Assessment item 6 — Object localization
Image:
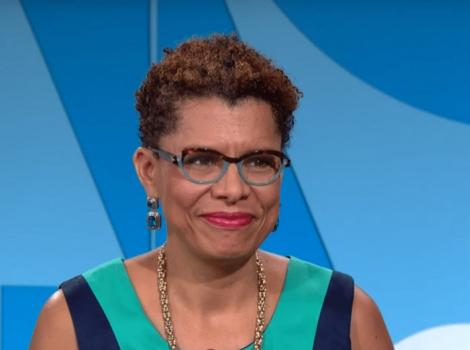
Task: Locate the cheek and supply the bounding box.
[159,178,207,225]
[256,185,281,217]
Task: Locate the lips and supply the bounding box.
[201,212,254,229]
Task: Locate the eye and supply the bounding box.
[245,155,278,170]
[184,152,220,167]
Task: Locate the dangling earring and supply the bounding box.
[147,197,161,232]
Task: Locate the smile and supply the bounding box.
[201,212,254,229]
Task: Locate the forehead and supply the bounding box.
[160,96,281,153]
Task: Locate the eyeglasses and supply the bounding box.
[149,147,290,186]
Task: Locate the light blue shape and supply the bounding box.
[226,0,470,342]
[0,0,122,286]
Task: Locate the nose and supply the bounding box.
[210,163,251,204]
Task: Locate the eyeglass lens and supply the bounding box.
[182,150,283,185]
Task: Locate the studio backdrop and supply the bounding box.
[1,0,469,349]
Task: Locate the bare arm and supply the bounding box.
[29,290,78,350]
[350,286,394,350]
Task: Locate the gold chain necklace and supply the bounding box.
[157,246,267,350]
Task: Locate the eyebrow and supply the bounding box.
[181,145,218,152]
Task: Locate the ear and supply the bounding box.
[133,147,159,198]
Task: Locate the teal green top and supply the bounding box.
[82,257,333,350]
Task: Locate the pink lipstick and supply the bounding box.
[201,212,253,229]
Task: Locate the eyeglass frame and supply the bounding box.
[148,146,291,186]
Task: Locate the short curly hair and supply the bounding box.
[136,34,302,149]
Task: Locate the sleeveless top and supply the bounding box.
[60,257,354,350]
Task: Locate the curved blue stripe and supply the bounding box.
[20,0,150,258]
[0,0,122,287]
[275,0,470,125]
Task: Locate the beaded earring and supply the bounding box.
[147,197,161,233]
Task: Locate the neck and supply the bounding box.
[162,240,259,315]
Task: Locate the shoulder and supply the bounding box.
[30,289,78,350]
[350,286,394,350]
[30,257,126,350]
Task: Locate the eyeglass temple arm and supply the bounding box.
[149,148,179,165]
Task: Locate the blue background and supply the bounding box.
[1,0,469,348]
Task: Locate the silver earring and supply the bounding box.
[147,197,161,232]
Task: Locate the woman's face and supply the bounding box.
[142,96,283,261]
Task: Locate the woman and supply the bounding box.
[30,34,393,349]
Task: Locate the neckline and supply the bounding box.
[119,256,295,349]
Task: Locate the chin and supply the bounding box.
[201,240,259,263]
[183,220,265,261]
